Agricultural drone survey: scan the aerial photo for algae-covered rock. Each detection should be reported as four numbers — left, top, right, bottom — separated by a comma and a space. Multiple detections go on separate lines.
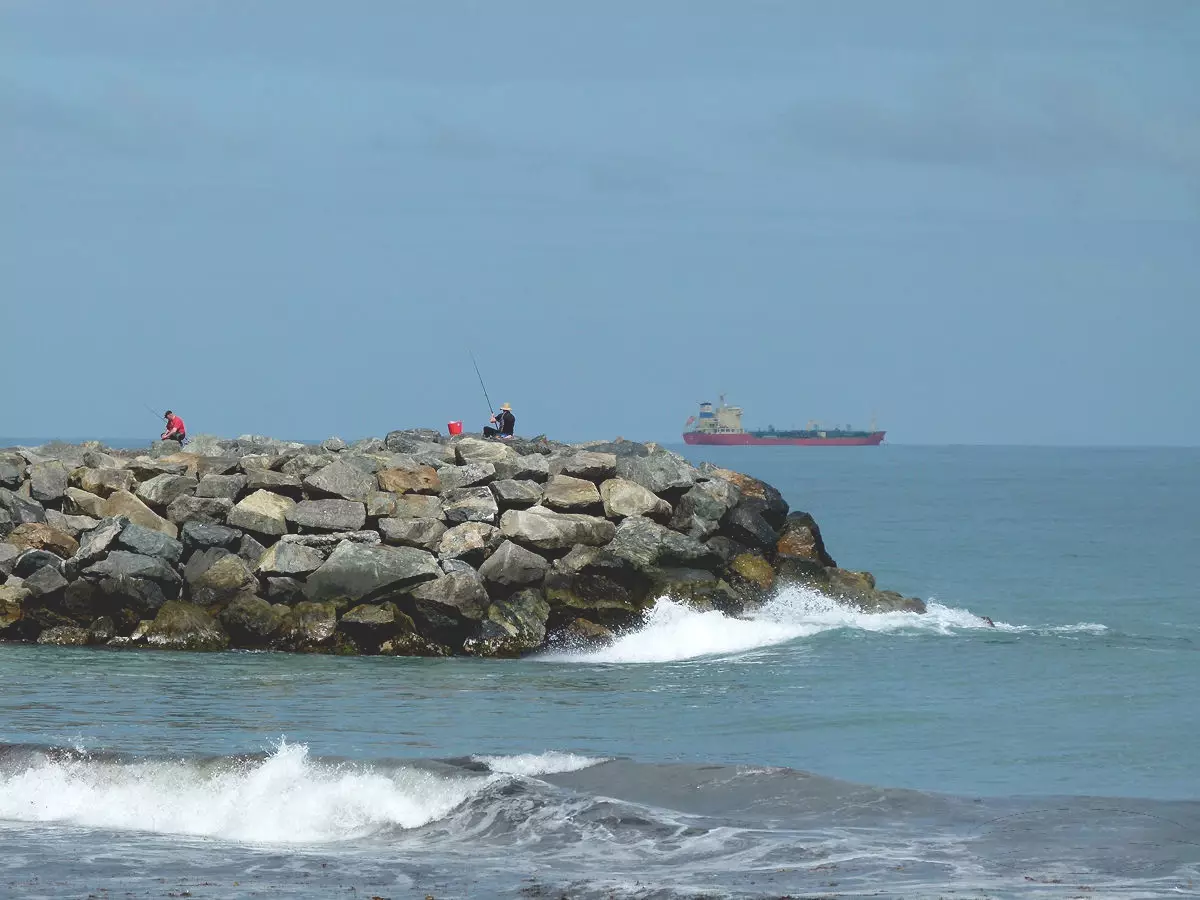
220, 595, 286, 647
37, 625, 91, 646
464, 588, 550, 658
145, 600, 229, 651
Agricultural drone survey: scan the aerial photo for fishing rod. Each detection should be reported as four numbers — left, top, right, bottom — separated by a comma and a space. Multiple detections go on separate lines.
469, 351, 494, 416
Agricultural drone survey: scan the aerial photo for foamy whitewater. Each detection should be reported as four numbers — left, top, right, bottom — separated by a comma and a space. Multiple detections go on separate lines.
1, 445, 1197, 897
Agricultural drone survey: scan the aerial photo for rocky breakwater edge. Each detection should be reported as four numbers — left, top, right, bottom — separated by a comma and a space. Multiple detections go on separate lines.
0, 431, 924, 656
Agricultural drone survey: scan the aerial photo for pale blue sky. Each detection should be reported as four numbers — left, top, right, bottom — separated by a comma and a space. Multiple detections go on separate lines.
2, 1, 1197, 444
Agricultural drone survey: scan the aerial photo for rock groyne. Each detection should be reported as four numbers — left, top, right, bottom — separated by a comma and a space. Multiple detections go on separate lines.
0, 432, 924, 655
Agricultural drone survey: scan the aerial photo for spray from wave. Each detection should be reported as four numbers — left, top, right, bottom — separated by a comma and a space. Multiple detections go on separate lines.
539, 586, 1106, 664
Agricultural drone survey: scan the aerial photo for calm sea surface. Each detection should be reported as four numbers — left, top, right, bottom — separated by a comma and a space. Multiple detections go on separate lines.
1, 444, 1197, 898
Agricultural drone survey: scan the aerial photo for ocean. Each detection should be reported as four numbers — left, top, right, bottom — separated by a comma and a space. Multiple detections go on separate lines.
1, 444, 1197, 898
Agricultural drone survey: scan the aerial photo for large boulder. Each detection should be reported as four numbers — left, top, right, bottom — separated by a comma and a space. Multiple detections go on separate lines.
71, 517, 126, 569
721, 501, 778, 551
0, 542, 19, 578
409, 570, 491, 625
303, 459, 378, 501
607, 516, 720, 570
499, 506, 615, 551
184, 549, 257, 607
493, 453, 550, 483
29, 461, 70, 504
36, 625, 91, 646
227, 490, 295, 536
219, 595, 287, 647
0, 488, 47, 526
378, 516, 447, 551
114, 523, 183, 564
338, 601, 417, 652
5, 522, 79, 558
23, 563, 69, 598
84, 550, 182, 593
195, 474, 247, 501
615, 450, 698, 499
165, 496, 234, 528
438, 463, 496, 492
669, 480, 740, 539
464, 589, 550, 658
144, 600, 229, 651
256, 541, 326, 577
776, 512, 837, 568
454, 438, 517, 468
303, 540, 441, 603
440, 487, 500, 525
180, 521, 242, 557
43, 510, 100, 538
391, 494, 444, 520
69, 467, 136, 499
489, 479, 542, 509
135, 473, 198, 511
436, 522, 501, 566
599, 478, 671, 521
62, 487, 105, 519
478, 540, 549, 588
285, 499, 367, 533
0, 453, 24, 488
243, 468, 304, 497
542, 475, 602, 512
0, 583, 28, 635
699, 464, 788, 527
278, 600, 342, 652
101, 491, 178, 538
550, 451, 617, 482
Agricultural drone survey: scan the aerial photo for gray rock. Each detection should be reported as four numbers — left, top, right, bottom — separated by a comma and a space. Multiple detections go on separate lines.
72, 517, 127, 568
493, 453, 551, 483
278, 601, 340, 650
499, 506, 616, 551
303, 540, 441, 603
23, 563, 69, 597
489, 479, 543, 509
440, 487, 499, 525
0, 453, 25, 489
608, 516, 721, 570
101, 491, 178, 538
190, 456, 241, 478
243, 468, 305, 497
721, 502, 779, 550
266, 576, 305, 604
379, 516, 447, 551
454, 437, 518, 467
84, 550, 182, 590
81, 449, 119, 469
166, 495, 234, 527
14, 549, 64, 579
237, 532, 268, 565
698, 464, 789, 527
384, 428, 445, 453
63, 487, 105, 519
89, 616, 116, 644
365, 491, 398, 518
227, 490, 295, 536
69, 467, 136, 499
542, 475, 602, 511
303, 459, 378, 501
0, 488, 47, 526
321, 436, 348, 452
220, 595, 286, 647
0, 542, 18, 578
37, 625, 91, 646
145, 600, 229, 651
705, 535, 748, 563
600, 477, 672, 520
256, 541, 326, 577
338, 601, 414, 651
438, 462, 496, 492
184, 549, 257, 607
135, 474, 198, 510
615, 450, 698, 498
126, 457, 189, 481
410, 570, 490, 622
115, 523, 184, 564
392, 494, 444, 520
29, 461, 70, 504
670, 480, 740, 539
44, 510, 100, 538
286, 499, 367, 533
278, 530, 381, 550
479, 540, 549, 588
180, 521, 242, 556
550, 451, 617, 482
280, 452, 335, 479
195, 474, 247, 501
440, 557, 477, 576
464, 589, 550, 658
436, 521, 501, 566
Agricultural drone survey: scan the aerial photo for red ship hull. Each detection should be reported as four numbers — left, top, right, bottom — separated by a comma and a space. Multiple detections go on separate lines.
683, 431, 885, 446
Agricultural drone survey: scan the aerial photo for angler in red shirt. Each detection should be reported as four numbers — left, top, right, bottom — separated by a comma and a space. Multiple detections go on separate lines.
161, 410, 186, 442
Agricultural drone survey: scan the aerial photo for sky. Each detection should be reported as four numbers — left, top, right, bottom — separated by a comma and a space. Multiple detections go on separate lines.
2, 1, 1197, 445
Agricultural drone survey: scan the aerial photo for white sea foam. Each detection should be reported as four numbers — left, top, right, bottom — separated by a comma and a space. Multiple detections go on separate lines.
0, 741, 485, 843
471, 751, 608, 776
539, 586, 1105, 664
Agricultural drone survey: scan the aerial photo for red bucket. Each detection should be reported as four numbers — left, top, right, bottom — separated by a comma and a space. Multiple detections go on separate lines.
447, 421, 463, 436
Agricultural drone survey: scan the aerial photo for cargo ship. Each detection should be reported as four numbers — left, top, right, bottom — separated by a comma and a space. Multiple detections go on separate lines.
683, 396, 885, 446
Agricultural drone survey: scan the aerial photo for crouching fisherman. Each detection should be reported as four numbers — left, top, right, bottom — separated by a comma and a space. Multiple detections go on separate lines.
161, 410, 187, 443
484, 402, 515, 439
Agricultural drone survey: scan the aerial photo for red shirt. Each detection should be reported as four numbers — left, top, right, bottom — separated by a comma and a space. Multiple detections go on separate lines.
165, 414, 185, 435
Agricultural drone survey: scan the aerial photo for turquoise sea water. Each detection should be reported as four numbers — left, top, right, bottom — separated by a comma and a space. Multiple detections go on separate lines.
1, 445, 1197, 898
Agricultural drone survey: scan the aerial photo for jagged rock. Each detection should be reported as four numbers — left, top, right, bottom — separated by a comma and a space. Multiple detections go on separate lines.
0, 488, 47, 526
303, 540, 440, 603
410, 570, 491, 624
338, 602, 415, 652
365, 491, 397, 518
71, 517, 126, 569
243, 468, 304, 497
256, 541, 326, 577
266, 576, 305, 604
489, 479, 542, 509
600, 478, 672, 520
576, 439, 652, 458
70, 467, 136, 499
550, 451, 617, 482
80, 449, 118, 469
278, 530, 380, 550
377, 465, 442, 495
379, 516, 447, 551
729, 553, 775, 591
126, 457, 189, 481
0, 584, 27, 634
699, 464, 789, 527
542, 475, 602, 511
465, 589, 550, 658
436, 521, 501, 566
0, 509, 11, 538
0, 543, 18, 578
479, 540, 549, 588
37, 625, 91, 646
285, 499, 367, 533
278, 601, 340, 651
85, 550, 182, 592
321, 436, 347, 452
63, 488, 105, 519
180, 521, 242, 557
454, 438, 517, 467
392, 494, 444, 520
24, 563, 69, 597
441, 487, 500, 525
280, 452, 335, 479
237, 532, 267, 565
228, 490, 295, 536
14, 549, 65, 579
5, 522, 80, 558
776, 512, 837, 568
115, 523, 183, 564
0, 453, 24, 488
705, 535, 748, 563
220, 595, 286, 647
184, 549, 256, 607
166, 495, 233, 528
145, 600, 229, 651
499, 506, 615, 551
304, 459, 378, 501
189, 456, 241, 478
721, 502, 778, 550
88, 616, 115, 644
493, 453, 550, 483
438, 463, 496, 492
670, 480, 740, 539
385, 428, 445, 453
615, 450, 698, 498
195, 474, 247, 501
608, 516, 720, 570
29, 461, 70, 504
135, 474, 198, 510
556, 617, 615, 647
44, 510, 99, 538
100, 490, 178, 538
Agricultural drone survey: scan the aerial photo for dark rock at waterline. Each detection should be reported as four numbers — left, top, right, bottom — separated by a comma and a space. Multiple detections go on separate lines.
302, 541, 440, 604
465, 589, 550, 658
219, 595, 286, 647
144, 600, 229, 651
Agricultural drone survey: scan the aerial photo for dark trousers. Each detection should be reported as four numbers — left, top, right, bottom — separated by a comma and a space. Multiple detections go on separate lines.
483, 427, 503, 437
